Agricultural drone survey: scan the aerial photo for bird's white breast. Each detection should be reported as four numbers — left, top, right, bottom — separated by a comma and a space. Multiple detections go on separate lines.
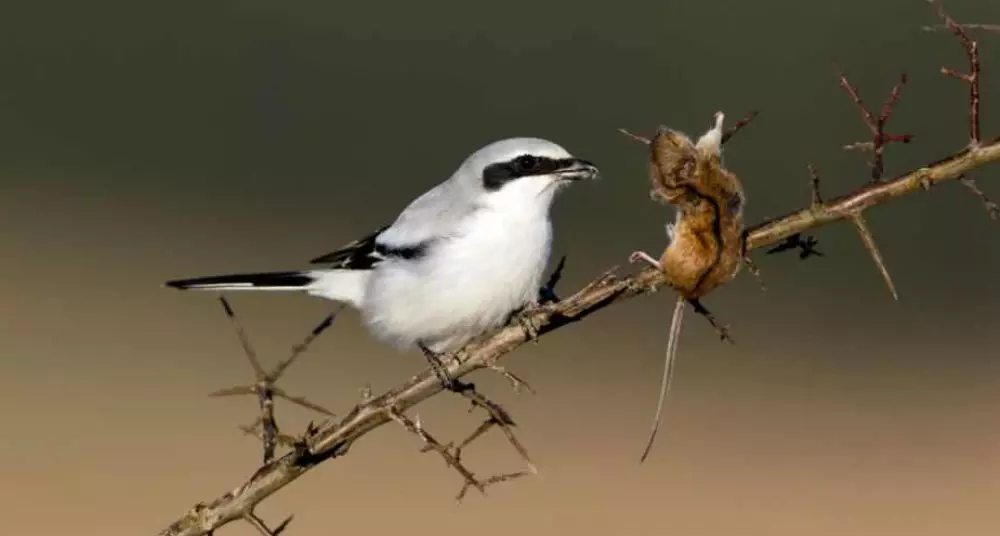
359, 205, 552, 353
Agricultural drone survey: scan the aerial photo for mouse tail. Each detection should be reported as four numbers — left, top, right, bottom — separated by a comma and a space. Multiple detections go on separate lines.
639, 296, 686, 463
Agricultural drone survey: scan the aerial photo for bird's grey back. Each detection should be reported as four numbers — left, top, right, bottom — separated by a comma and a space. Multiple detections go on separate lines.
375, 164, 480, 247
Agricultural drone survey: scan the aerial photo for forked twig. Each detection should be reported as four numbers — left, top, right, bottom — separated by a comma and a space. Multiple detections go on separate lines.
210, 297, 339, 463
837, 70, 914, 182
927, 0, 998, 219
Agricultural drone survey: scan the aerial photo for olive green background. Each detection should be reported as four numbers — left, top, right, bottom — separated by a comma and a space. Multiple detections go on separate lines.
2, 0, 999, 534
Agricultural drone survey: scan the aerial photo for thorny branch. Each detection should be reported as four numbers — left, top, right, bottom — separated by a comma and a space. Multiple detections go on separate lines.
157, 4, 1000, 535
210, 297, 338, 464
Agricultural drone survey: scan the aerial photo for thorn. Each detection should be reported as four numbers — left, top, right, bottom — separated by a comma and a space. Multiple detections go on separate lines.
720, 110, 759, 145
388, 407, 486, 497
849, 213, 899, 300
618, 128, 651, 145
808, 164, 823, 207
959, 176, 999, 219
488, 364, 536, 395
922, 23, 1000, 33
243, 511, 291, 536
454, 384, 538, 476
270, 387, 335, 416
208, 385, 257, 397
843, 141, 876, 152
742, 254, 767, 291
218, 296, 266, 381
267, 307, 342, 382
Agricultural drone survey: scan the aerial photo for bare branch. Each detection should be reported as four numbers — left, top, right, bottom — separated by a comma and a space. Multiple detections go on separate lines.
155, 4, 1000, 534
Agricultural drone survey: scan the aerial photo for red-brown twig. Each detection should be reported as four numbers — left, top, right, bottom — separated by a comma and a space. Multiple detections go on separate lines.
929, 0, 981, 145
927, 0, 997, 219
837, 70, 914, 182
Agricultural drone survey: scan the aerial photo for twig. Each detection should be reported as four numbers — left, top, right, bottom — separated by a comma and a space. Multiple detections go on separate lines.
809, 164, 823, 207
210, 297, 338, 463
243, 511, 292, 536
928, 0, 998, 220
959, 176, 999, 219
720, 110, 759, 144
930, 0, 981, 145
387, 408, 485, 498
923, 23, 1000, 33
837, 70, 914, 182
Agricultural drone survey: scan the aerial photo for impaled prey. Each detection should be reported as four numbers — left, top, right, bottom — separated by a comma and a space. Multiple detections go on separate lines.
628, 112, 747, 462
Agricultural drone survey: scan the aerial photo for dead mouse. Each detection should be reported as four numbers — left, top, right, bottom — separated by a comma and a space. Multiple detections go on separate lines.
627, 111, 747, 462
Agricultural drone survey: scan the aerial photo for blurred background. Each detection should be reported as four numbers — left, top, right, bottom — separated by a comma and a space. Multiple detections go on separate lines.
2, 0, 999, 534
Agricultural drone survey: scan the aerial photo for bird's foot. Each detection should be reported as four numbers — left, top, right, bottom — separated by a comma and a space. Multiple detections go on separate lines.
418, 342, 464, 392
511, 300, 549, 343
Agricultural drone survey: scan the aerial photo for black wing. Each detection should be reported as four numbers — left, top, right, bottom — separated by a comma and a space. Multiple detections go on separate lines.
308, 225, 390, 269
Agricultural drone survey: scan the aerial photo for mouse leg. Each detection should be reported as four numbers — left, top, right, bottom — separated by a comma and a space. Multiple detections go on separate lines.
629, 250, 662, 269
688, 298, 734, 344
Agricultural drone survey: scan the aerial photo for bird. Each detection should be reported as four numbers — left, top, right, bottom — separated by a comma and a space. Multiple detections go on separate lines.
164, 137, 599, 386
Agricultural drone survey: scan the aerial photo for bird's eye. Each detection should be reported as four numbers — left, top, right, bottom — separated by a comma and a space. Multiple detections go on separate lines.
515, 155, 538, 172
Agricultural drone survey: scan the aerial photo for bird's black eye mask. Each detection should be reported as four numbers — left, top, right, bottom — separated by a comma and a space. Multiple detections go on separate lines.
481, 154, 578, 191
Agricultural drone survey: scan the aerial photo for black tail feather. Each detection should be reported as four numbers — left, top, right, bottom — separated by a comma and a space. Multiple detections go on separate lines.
165, 271, 314, 290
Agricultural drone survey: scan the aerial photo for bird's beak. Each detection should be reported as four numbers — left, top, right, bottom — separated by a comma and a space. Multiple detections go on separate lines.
555, 158, 600, 182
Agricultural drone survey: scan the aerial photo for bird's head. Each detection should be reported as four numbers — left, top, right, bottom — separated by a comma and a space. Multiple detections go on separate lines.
456, 137, 599, 214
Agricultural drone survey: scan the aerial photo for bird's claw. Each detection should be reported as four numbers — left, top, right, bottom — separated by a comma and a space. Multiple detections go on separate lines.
513, 301, 546, 343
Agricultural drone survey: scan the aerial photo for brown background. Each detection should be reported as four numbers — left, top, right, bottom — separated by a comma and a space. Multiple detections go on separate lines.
2, 0, 1000, 534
